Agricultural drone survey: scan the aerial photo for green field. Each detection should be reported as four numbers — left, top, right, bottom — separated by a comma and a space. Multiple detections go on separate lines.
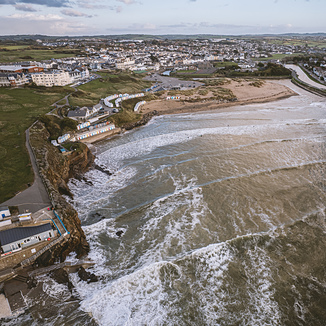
69, 72, 153, 127
256, 53, 303, 61
264, 38, 326, 49
0, 45, 30, 50
0, 86, 71, 202
69, 72, 152, 107
213, 62, 239, 68
0, 48, 81, 63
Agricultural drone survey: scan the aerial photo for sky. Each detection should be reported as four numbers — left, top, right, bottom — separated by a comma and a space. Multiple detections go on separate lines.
0, 0, 325, 36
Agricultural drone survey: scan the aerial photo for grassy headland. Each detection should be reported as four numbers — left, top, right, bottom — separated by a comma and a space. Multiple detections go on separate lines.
69, 71, 152, 107
0, 85, 71, 202
69, 71, 152, 127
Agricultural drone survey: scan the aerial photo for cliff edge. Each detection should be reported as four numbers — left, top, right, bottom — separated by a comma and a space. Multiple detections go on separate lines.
29, 121, 94, 266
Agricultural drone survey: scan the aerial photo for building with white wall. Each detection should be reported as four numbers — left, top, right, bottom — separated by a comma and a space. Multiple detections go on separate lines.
31, 70, 71, 87
0, 73, 29, 87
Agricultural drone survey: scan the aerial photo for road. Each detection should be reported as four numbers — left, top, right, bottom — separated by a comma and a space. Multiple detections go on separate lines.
1, 126, 51, 214
286, 64, 326, 90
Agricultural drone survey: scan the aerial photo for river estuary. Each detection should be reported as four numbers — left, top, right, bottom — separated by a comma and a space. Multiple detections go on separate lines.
6, 82, 326, 325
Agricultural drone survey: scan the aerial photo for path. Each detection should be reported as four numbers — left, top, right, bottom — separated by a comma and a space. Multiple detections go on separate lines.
1, 126, 51, 214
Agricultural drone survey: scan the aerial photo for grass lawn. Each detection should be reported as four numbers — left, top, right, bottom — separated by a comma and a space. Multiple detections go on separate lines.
0, 48, 81, 63
175, 70, 197, 74
0, 45, 30, 50
256, 53, 303, 61
0, 86, 71, 202
214, 62, 239, 67
265, 39, 326, 49
69, 72, 152, 107
69, 72, 153, 128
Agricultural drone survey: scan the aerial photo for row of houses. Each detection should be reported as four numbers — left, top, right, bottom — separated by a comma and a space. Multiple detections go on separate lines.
0, 73, 28, 87
313, 67, 326, 81
0, 65, 89, 87
31, 67, 89, 87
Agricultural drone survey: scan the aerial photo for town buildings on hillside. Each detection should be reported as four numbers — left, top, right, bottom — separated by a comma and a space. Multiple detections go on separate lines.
0, 37, 325, 87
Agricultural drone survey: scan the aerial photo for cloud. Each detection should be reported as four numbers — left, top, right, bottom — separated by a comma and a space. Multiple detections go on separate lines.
0, 13, 98, 35
117, 0, 137, 4
61, 9, 92, 18
14, 3, 37, 11
0, 0, 71, 7
20, 0, 70, 7
77, 0, 121, 12
77, 0, 103, 9
6, 13, 63, 20
107, 22, 157, 33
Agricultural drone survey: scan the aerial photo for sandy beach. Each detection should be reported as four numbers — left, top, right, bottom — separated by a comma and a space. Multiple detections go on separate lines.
141, 79, 298, 115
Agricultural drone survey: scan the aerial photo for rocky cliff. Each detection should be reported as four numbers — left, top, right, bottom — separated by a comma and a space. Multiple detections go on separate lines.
29, 121, 94, 266
123, 110, 158, 130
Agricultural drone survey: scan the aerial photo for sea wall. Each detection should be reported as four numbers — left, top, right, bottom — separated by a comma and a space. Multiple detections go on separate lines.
29, 121, 94, 266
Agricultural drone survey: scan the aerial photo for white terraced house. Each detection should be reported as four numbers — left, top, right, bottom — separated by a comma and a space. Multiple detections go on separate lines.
31, 70, 71, 87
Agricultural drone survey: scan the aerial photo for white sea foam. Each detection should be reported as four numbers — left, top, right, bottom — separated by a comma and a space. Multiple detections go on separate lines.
72, 241, 234, 326
39, 275, 72, 301
241, 245, 281, 325
78, 261, 173, 326
133, 173, 217, 265
96, 121, 313, 172
67, 166, 138, 220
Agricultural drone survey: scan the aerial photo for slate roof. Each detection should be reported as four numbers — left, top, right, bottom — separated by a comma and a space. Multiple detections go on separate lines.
67, 106, 89, 118
0, 223, 52, 246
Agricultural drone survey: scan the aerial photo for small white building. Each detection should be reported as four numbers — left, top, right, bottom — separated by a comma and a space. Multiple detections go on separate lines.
67, 107, 91, 121
0, 207, 10, 220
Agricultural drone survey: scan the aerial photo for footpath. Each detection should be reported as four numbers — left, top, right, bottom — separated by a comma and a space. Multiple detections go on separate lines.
1, 127, 51, 214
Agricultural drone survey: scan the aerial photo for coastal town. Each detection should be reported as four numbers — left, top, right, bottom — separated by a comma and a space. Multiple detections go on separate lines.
0, 34, 326, 320
1, 36, 326, 87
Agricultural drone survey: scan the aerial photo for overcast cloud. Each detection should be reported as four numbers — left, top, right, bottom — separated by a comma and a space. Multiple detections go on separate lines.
14, 3, 37, 11
0, 0, 324, 35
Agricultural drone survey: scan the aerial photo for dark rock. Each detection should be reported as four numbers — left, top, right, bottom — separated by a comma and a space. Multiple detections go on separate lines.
27, 277, 37, 289
50, 268, 74, 290
116, 230, 124, 237
77, 267, 98, 283
124, 110, 158, 131
94, 164, 112, 176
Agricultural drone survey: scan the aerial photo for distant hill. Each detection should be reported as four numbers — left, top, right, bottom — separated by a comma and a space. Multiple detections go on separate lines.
1, 33, 326, 42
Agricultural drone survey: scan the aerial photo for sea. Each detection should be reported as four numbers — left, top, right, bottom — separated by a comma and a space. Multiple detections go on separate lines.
6, 82, 326, 325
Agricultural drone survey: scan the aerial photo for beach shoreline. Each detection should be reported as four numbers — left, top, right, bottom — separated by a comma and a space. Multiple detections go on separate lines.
140, 79, 298, 116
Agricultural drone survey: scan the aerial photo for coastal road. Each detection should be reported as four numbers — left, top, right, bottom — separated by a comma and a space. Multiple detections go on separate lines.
1, 127, 51, 214
286, 64, 326, 90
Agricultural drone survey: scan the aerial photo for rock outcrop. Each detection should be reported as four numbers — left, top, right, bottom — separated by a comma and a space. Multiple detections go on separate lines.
29, 121, 94, 267
123, 110, 158, 130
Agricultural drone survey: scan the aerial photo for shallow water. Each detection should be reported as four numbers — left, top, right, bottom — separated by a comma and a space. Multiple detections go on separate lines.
8, 84, 326, 325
